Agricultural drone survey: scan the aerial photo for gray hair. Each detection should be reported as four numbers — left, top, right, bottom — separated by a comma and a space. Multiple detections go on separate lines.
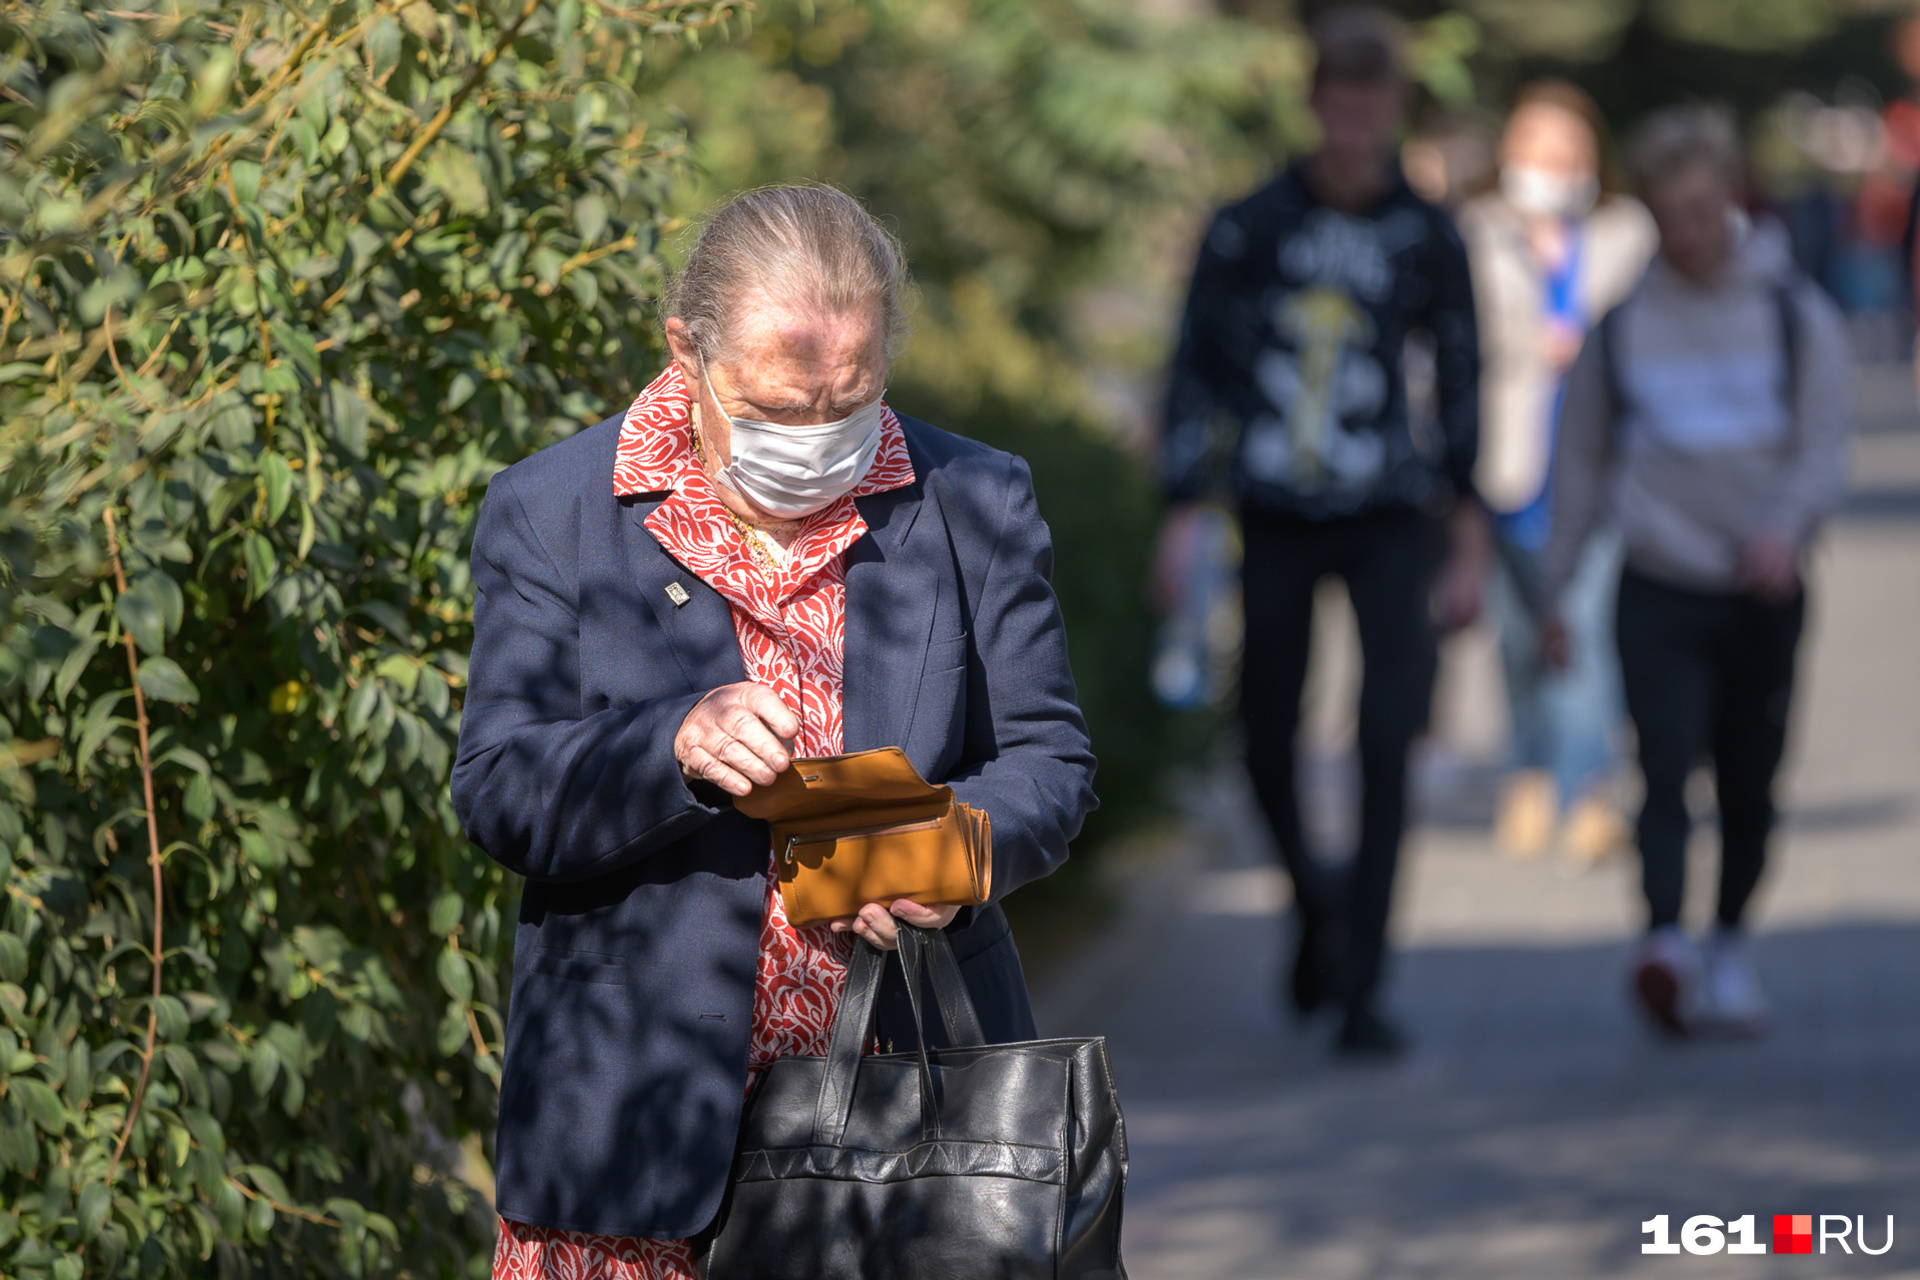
665, 184, 911, 366
1628, 104, 1744, 194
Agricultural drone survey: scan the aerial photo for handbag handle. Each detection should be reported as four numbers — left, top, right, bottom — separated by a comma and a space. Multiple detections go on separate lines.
809, 924, 986, 1147
811, 934, 940, 1146
898, 925, 986, 1049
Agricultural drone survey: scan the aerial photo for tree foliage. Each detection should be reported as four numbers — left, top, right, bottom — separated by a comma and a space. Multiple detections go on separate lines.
0, 0, 736, 1273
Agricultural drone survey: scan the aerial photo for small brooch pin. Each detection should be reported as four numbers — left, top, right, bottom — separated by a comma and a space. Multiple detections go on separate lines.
664, 582, 690, 607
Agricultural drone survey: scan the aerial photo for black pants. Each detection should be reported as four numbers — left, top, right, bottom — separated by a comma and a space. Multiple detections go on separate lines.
1240, 509, 1436, 1011
1615, 569, 1805, 931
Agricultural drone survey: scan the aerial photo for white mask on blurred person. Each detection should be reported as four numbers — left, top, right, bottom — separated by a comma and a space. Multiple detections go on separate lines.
1502, 164, 1599, 221
704, 372, 886, 519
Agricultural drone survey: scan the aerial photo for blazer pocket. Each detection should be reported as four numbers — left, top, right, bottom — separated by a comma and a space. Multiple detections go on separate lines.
525, 946, 628, 986
923, 632, 970, 675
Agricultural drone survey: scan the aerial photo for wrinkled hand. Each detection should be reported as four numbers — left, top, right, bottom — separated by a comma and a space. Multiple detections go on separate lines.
1539, 611, 1572, 671
829, 900, 963, 951
1739, 532, 1800, 604
675, 682, 800, 797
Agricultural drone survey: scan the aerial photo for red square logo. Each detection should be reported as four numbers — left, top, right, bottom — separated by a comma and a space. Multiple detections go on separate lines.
1774, 1215, 1814, 1254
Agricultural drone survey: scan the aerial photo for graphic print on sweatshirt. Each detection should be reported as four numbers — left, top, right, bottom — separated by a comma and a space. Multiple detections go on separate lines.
1160, 167, 1480, 521
1242, 209, 1427, 493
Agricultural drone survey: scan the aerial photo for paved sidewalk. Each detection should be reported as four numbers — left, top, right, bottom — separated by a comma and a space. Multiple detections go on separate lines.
1034, 404, 1920, 1278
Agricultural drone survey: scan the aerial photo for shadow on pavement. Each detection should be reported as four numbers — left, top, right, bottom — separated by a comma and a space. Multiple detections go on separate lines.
1042, 913, 1920, 1278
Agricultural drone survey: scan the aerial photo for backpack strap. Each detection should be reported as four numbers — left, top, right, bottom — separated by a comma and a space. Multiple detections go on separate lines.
1773, 277, 1801, 410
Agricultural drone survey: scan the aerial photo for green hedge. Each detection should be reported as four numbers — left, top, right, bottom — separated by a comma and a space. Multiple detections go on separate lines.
0, 1, 735, 1274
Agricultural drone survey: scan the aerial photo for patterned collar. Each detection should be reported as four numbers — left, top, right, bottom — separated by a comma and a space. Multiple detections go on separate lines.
612, 362, 914, 500
612, 363, 916, 617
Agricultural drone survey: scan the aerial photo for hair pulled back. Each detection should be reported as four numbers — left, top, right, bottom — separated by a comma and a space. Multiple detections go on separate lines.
665, 184, 911, 366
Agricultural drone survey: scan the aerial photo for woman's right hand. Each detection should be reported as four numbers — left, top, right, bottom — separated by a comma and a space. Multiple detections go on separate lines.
675, 682, 801, 796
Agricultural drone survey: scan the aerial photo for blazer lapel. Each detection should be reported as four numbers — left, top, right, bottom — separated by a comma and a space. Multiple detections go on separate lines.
620, 497, 746, 693
843, 484, 935, 754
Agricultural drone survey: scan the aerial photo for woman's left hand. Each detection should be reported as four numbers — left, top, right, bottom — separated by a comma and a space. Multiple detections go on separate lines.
830, 900, 962, 951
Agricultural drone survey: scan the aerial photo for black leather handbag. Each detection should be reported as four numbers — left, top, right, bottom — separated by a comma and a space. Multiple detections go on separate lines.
698, 925, 1128, 1278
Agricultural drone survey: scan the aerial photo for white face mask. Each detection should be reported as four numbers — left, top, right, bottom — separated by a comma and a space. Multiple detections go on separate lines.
703, 371, 886, 519
1502, 164, 1599, 221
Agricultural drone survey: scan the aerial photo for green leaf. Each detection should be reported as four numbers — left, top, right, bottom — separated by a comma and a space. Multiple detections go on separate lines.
184, 772, 215, 822
247, 1039, 280, 1097
345, 681, 379, 739
163, 1043, 210, 1109
574, 194, 609, 246
115, 587, 165, 655
259, 451, 294, 523
0, 935, 23, 984
183, 1105, 225, 1157
242, 1162, 292, 1204
75, 692, 128, 772
214, 1180, 245, 1240
327, 383, 369, 457
435, 947, 473, 1002
77, 1180, 109, 1239
428, 889, 463, 936
54, 634, 101, 702
168, 1121, 192, 1168
297, 497, 316, 561
243, 532, 277, 600
229, 160, 262, 206
247, 1190, 275, 1242
426, 145, 490, 215
445, 369, 479, 412
367, 15, 402, 79
437, 1002, 469, 1056
62, 1038, 89, 1109
137, 656, 200, 704
11, 1077, 67, 1133
358, 600, 415, 641
155, 994, 191, 1040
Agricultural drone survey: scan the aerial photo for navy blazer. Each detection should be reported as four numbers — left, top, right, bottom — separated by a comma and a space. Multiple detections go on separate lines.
450, 408, 1098, 1239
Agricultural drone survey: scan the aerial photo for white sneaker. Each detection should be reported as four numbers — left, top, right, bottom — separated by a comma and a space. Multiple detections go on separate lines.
1631, 925, 1699, 1037
1697, 929, 1770, 1038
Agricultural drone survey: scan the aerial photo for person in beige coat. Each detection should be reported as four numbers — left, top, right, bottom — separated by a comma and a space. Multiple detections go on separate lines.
1458, 81, 1656, 861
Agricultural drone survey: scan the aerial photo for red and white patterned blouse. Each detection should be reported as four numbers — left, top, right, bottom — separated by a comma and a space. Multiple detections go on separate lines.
493, 365, 917, 1280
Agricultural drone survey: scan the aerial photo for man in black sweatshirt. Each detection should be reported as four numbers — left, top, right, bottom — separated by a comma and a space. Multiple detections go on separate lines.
1158, 6, 1487, 1056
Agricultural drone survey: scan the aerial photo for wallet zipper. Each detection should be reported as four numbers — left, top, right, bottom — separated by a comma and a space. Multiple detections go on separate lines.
781, 817, 943, 866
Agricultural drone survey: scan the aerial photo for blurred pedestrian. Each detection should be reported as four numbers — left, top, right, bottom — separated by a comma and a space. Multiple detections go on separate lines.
1158, 6, 1486, 1058
1541, 107, 1852, 1038
1458, 81, 1655, 862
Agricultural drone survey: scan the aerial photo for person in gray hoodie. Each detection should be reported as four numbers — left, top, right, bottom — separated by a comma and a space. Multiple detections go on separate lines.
1540, 105, 1852, 1039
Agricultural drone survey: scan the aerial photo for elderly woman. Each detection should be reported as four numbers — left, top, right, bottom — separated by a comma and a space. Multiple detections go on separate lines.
451, 185, 1096, 1276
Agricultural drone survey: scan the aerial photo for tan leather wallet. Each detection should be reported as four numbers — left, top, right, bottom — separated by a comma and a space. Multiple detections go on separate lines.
735, 747, 992, 928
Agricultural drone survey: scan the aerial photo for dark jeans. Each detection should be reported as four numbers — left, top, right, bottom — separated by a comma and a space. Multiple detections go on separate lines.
1615, 568, 1805, 931
1241, 509, 1436, 1011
